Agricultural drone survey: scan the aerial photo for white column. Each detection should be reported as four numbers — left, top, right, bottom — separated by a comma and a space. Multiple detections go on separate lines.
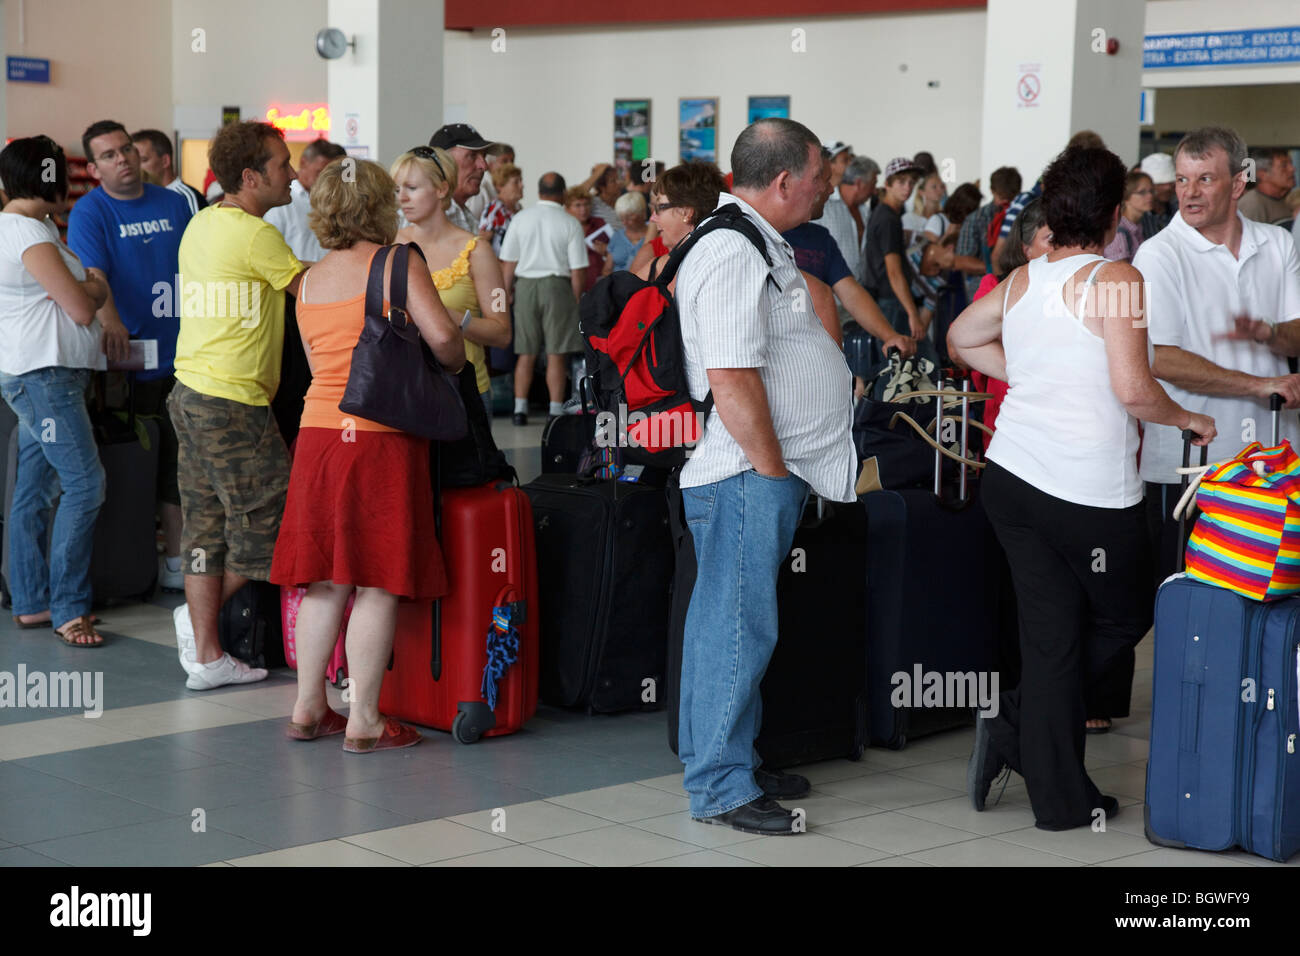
327, 0, 443, 168
980, 0, 1145, 185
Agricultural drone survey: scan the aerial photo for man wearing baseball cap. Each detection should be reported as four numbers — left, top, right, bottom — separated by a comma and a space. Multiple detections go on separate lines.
861, 156, 932, 366
429, 123, 496, 232
824, 141, 853, 188
1139, 152, 1177, 240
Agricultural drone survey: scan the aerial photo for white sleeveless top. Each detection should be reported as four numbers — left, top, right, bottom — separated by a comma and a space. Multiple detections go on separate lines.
985, 253, 1145, 509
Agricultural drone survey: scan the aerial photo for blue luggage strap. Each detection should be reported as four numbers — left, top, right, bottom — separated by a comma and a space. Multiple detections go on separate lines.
481, 602, 522, 710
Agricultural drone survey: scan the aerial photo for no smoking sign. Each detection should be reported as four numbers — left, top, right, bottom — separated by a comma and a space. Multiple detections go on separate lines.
1016, 63, 1042, 109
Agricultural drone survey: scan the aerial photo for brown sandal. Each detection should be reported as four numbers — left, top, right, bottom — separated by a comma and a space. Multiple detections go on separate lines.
55, 615, 104, 648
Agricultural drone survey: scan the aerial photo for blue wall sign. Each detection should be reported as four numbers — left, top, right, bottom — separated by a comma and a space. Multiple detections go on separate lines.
7, 56, 51, 83
1144, 28, 1300, 69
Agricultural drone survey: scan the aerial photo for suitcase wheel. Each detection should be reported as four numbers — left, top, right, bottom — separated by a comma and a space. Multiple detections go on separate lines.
452, 710, 482, 745
330, 667, 348, 690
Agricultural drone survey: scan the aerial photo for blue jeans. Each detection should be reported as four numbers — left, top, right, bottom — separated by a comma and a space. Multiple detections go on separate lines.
0, 367, 105, 629
679, 469, 809, 817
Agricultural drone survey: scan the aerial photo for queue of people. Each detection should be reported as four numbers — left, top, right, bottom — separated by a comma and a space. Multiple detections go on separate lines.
2, 110, 1298, 832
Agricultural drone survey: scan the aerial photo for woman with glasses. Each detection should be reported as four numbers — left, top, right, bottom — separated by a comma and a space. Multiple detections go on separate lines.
1103, 171, 1154, 262
0, 136, 110, 646
393, 146, 511, 416
633, 162, 729, 287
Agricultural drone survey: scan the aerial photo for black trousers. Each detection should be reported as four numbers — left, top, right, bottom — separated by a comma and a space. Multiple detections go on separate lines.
982, 463, 1154, 829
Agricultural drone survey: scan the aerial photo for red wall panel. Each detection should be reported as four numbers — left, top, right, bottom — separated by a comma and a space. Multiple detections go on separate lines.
446, 0, 985, 31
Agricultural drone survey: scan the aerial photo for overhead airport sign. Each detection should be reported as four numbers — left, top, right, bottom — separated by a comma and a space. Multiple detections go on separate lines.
1144, 27, 1300, 68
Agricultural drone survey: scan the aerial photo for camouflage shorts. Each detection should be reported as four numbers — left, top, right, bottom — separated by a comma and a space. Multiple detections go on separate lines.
166, 381, 290, 579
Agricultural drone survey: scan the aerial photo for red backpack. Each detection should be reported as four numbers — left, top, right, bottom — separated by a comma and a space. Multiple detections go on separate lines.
580, 205, 776, 469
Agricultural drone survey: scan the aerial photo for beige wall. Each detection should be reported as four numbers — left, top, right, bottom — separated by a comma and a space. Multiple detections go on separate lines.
170, 0, 326, 138
1145, 84, 1300, 146
444, 10, 989, 192
5, 0, 172, 153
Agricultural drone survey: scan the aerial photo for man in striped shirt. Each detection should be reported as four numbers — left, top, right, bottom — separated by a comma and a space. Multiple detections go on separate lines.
677, 118, 857, 836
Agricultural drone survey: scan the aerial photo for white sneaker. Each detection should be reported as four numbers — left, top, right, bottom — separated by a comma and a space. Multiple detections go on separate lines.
173, 603, 197, 672
159, 557, 185, 592
185, 652, 268, 690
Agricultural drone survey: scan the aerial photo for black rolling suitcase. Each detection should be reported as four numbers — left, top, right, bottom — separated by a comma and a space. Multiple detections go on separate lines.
522, 470, 673, 712
665, 483, 870, 769
860, 378, 1016, 748
219, 580, 286, 669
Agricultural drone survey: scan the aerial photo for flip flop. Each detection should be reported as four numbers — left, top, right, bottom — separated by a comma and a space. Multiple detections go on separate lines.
13, 613, 100, 630
55, 615, 105, 648
343, 716, 422, 753
286, 708, 348, 740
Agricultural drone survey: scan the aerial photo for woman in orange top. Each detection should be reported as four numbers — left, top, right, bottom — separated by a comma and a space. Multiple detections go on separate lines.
392, 146, 509, 415
270, 159, 464, 754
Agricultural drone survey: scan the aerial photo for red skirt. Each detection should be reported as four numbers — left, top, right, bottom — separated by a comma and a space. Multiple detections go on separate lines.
269, 427, 448, 600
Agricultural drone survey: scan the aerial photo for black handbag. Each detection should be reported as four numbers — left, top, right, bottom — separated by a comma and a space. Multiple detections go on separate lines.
338, 242, 467, 440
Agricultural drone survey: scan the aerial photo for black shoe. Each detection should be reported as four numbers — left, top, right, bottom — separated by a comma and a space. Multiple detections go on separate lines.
1034, 796, 1121, 831
511, 412, 528, 427
755, 767, 811, 799
696, 796, 801, 836
968, 715, 1009, 811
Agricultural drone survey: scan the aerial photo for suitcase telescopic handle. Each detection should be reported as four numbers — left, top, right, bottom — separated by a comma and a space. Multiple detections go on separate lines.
1271, 392, 1283, 446
431, 442, 443, 682
1178, 429, 1209, 570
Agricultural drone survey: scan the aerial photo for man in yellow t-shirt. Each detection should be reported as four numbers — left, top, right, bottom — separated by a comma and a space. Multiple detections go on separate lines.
167, 120, 306, 691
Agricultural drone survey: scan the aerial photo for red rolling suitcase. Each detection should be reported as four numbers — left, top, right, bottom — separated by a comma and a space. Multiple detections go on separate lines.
377, 479, 540, 742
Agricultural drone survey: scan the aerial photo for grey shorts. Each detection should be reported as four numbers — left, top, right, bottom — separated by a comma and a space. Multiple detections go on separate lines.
514, 275, 583, 356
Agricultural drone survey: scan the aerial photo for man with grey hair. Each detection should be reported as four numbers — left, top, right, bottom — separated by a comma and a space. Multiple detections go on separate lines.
264, 137, 346, 261
814, 155, 878, 283
1136, 125, 1300, 588
676, 117, 856, 836
1238, 147, 1296, 225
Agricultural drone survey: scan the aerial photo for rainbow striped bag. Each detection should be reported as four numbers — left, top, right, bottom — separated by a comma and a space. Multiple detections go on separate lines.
1183, 440, 1300, 601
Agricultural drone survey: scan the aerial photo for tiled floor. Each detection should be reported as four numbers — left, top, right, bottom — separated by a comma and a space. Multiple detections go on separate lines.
1, 416, 1296, 867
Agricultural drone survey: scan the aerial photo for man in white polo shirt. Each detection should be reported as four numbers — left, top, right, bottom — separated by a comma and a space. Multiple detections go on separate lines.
499, 171, 587, 425
1136, 125, 1300, 585
676, 118, 856, 836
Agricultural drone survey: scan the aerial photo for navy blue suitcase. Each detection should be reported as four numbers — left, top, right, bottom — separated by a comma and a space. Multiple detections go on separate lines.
1145, 575, 1300, 861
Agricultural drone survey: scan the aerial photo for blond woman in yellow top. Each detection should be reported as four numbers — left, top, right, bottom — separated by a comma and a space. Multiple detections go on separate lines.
392, 146, 510, 413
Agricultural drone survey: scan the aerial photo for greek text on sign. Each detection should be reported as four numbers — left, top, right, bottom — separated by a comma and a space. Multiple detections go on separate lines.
1016, 63, 1042, 109
1144, 27, 1300, 68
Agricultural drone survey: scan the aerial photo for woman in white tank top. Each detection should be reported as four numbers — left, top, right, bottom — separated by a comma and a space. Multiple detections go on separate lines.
949, 145, 1216, 832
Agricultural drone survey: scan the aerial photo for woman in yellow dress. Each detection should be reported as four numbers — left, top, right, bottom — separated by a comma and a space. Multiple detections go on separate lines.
391, 146, 510, 416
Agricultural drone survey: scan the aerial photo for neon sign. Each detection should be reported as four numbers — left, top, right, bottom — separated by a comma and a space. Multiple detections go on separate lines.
265, 104, 331, 136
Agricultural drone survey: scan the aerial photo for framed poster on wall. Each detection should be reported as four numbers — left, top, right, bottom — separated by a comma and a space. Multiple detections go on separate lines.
747, 96, 790, 123
614, 99, 651, 180
679, 98, 718, 164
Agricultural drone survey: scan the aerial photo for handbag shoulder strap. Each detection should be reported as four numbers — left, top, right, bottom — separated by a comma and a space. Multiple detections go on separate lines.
365, 245, 394, 318
388, 242, 429, 315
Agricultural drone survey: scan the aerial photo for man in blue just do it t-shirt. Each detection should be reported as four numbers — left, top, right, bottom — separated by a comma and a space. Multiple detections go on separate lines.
67, 119, 193, 592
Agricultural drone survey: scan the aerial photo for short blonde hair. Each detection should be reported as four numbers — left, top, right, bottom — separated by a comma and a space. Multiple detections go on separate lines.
491, 162, 521, 190
563, 186, 590, 207
308, 159, 398, 250
614, 191, 646, 218
389, 147, 458, 211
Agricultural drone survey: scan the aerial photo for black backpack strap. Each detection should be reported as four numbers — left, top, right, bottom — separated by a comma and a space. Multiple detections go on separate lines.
654, 204, 781, 293
648, 255, 661, 282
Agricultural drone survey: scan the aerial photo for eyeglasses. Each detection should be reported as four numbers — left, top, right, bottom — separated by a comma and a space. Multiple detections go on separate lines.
652, 202, 680, 214
411, 145, 438, 159
94, 142, 136, 163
